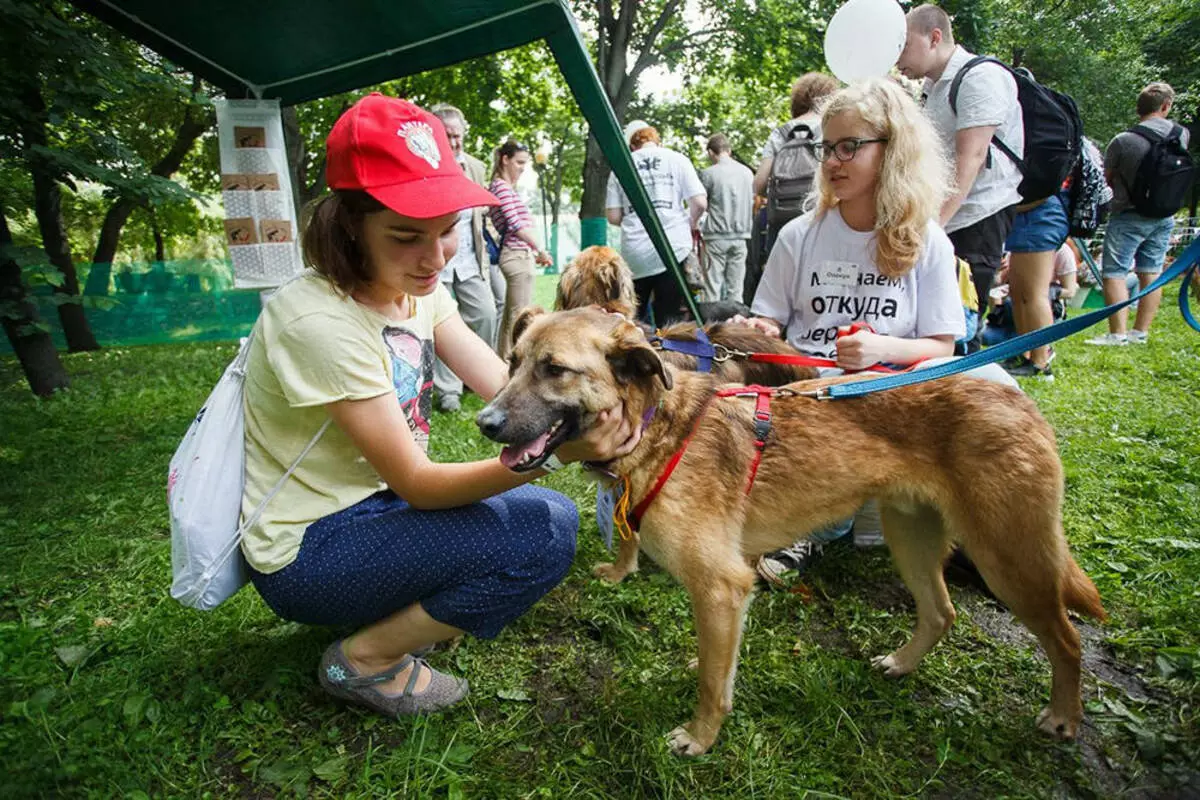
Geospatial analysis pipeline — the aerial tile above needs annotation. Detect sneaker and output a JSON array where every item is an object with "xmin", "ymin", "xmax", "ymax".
[
  {"xmin": 1126, "ymin": 329, "xmax": 1149, "ymax": 344},
  {"xmin": 1003, "ymin": 357, "xmax": 1054, "ymax": 381},
  {"xmin": 755, "ymin": 539, "xmax": 823, "ymax": 588},
  {"xmin": 1084, "ymin": 332, "xmax": 1128, "ymax": 347},
  {"xmin": 436, "ymin": 394, "xmax": 461, "ymax": 413}
]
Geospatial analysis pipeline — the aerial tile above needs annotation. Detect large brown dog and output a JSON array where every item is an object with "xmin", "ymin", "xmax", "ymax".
[
  {"xmin": 477, "ymin": 307, "xmax": 1106, "ymax": 757},
  {"xmin": 555, "ymin": 245, "xmax": 818, "ymax": 386}
]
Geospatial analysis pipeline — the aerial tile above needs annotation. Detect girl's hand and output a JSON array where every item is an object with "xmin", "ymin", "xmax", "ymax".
[
  {"xmin": 835, "ymin": 331, "xmax": 890, "ymax": 371},
  {"xmin": 556, "ymin": 405, "xmax": 642, "ymax": 464},
  {"xmin": 535, "ymin": 250, "xmax": 553, "ymax": 267},
  {"xmin": 729, "ymin": 315, "xmax": 783, "ymax": 338}
]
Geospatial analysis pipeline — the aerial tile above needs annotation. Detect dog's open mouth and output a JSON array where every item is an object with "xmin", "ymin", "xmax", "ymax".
[{"xmin": 499, "ymin": 417, "xmax": 576, "ymax": 472}]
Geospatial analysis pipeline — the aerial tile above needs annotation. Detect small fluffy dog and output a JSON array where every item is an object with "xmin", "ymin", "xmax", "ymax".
[
  {"xmin": 478, "ymin": 307, "xmax": 1106, "ymax": 757},
  {"xmin": 555, "ymin": 246, "xmax": 818, "ymax": 386}
]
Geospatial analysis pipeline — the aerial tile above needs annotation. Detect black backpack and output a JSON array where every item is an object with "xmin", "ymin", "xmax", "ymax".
[
  {"xmin": 1126, "ymin": 124, "xmax": 1196, "ymax": 219},
  {"xmin": 950, "ymin": 57, "xmax": 1082, "ymax": 204},
  {"xmin": 766, "ymin": 122, "xmax": 819, "ymax": 246}
]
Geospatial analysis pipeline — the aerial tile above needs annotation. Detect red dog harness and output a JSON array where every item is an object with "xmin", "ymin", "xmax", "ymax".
[{"xmin": 626, "ymin": 385, "xmax": 776, "ymax": 532}]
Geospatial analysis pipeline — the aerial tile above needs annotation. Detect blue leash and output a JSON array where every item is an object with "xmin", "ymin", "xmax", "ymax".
[
  {"xmin": 651, "ymin": 327, "xmax": 715, "ymax": 372},
  {"xmin": 817, "ymin": 236, "xmax": 1200, "ymax": 401}
]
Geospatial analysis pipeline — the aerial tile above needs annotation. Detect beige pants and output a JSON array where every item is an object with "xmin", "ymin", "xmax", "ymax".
[{"xmin": 497, "ymin": 246, "xmax": 536, "ymax": 359}]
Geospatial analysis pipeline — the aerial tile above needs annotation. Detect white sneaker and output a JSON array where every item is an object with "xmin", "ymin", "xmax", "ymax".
[
  {"xmin": 1126, "ymin": 330, "xmax": 1149, "ymax": 344},
  {"xmin": 1084, "ymin": 332, "xmax": 1128, "ymax": 346}
]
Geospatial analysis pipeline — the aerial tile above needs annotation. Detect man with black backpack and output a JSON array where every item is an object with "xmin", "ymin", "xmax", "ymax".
[
  {"xmin": 896, "ymin": 4, "xmax": 1024, "ymax": 317},
  {"xmin": 1085, "ymin": 82, "xmax": 1194, "ymax": 346}
]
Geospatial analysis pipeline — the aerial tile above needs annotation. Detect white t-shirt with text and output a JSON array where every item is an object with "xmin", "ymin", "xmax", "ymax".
[
  {"xmin": 751, "ymin": 209, "xmax": 966, "ymax": 358},
  {"xmin": 606, "ymin": 144, "xmax": 705, "ymax": 279}
]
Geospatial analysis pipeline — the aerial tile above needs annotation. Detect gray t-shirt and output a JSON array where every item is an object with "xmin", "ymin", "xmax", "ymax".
[
  {"xmin": 1104, "ymin": 116, "xmax": 1191, "ymax": 215},
  {"xmin": 700, "ymin": 156, "xmax": 755, "ymax": 241},
  {"xmin": 922, "ymin": 46, "xmax": 1024, "ymax": 233}
]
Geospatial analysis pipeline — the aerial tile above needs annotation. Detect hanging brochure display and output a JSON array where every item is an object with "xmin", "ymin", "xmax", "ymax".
[{"xmin": 214, "ymin": 99, "xmax": 303, "ymax": 288}]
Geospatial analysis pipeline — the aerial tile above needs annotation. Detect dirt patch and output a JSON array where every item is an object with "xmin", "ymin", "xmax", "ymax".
[{"xmin": 528, "ymin": 645, "xmax": 613, "ymax": 727}]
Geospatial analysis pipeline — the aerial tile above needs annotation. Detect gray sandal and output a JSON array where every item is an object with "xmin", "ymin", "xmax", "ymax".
[{"xmin": 318, "ymin": 640, "xmax": 469, "ymax": 716}]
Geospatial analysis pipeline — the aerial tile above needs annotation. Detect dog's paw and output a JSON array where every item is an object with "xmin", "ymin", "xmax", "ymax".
[
  {"xmin": 592, "ymin": 562, "xmax": 630, "ymax": 583},
  {"xmin": 667, "ymin": 725, "xmax": 712, "ymax": 757},
  {"xmin": 870, "ymin": 653, "xmax": 915, "ymax": 678},
  {"xmin": 1036, "ymin": 706, "xmax": 1080, "ymax": 740}
]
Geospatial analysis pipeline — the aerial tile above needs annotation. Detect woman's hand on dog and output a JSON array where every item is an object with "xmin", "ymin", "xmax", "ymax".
[
  {"xmin": 729, "ymin": 315, "xmax": 783, "ymax": 338},
  {"xmin": 557, "ymin": 405, "xmax": 643, "ymax": 464}
]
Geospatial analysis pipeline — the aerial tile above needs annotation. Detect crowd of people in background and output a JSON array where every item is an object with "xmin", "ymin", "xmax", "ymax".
[{"xmin": 420, "ymin": 5, "xmax": 1190, "ymax": 409}]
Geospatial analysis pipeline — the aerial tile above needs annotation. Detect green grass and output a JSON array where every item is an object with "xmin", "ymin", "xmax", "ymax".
[{"xmin": 1, "ymin": 283, "xmax": 1198, "ymax": 798}]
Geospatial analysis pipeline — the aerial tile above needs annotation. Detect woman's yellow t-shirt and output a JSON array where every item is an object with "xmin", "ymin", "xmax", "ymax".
[{"xmin": 241, "ymin": 273, "xmax": 456, "ymax": 573}]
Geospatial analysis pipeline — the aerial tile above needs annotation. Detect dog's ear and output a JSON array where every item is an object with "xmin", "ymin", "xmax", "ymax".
[
  {"xmin": 511, "ymin": 306, "xmax": 546, "ymax": 348},
  {"xmin": 608, "ymin": 321, "xmax": 672, "ymax": 389}
]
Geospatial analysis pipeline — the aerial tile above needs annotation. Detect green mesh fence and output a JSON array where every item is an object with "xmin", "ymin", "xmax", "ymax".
[{"xmin": 2, "ymin": 259, "xmax": 263, "ymax": 354}]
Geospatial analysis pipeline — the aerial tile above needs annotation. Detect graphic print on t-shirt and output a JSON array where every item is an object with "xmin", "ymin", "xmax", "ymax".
[
  {"xmin": 382, "ymin": 327, "xmax": 434, "ymax": 450},
  {"xmin": 800, "ymin": 263, "xmax": 907, "ymax": 357},
  {"xmin": 629, "ymin": 153, "xmax": 679, "ymax": 213}
]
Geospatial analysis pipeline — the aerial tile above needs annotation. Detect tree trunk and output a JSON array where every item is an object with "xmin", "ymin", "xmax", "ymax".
[
  {"xmin": 150, "ymin": 207, "xmax": 165, "ymax": 262},
  {"xmin": 90, "ymin": 82, "xmax": 211, "ymax": 267},
  {"xmin": 20, "ymin": 83, "xmax": 99, "ymax": 352},
  {"xmin": 578, "ymin": 0, "xmax": 673, "ymax": 224},
  {"xmin": 30, "ymin": 160, "xmax": 99, "ymax": 352},
  {"xmin": 0, "ymin": 210, "xmax": 69, "ymax": 396}
]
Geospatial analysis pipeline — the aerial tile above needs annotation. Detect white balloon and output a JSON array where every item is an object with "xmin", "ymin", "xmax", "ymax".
[{"xmin": 824, "ymin": 0, "xmax": 907, "ymax": 84}]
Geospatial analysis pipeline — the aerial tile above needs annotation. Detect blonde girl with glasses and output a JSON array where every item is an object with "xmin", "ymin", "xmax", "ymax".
[
  {"xmin": 735, "ymin": 79, "xmax": 1006, "ymax": 585},
  {"xmin": 736, "ymin": 78, "xmax": 966, "ymax": 371}
]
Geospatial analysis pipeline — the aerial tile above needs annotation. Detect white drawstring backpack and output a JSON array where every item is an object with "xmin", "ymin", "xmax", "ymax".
[{"xmin": 167, "ymin": 332, "xmax": 329, "ymax": 610}]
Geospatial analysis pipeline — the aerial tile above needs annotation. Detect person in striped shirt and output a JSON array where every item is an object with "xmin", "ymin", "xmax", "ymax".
[{"xmin": 488, "ymin": 140, "xmax": 552, "ymax": 358}]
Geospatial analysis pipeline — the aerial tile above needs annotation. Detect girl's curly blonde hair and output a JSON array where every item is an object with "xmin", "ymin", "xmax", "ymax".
[{"xmin": 812, "ymin": 79, "xmax": 953, "ymax": 277}]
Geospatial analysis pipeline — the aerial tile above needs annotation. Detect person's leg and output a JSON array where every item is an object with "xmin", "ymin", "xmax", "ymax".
[
  {"xmin": 652, "ymin": 268, "xmax": 687, "ymax": 326},
  {"xmin": 1094, "ymin": 214, "xmax": 1138, "ymax": 338},
  {"xmin": 497, "ymin": 248, "xmax": 535, "ymax": 359},
  {"xmin": 454, "ymin": 270, "xmax": 499, "ymax": 352},
  {"xmin": 432, "ymin": 279, "xmax": 465, "ymax": 409},
  {"xmin": 489, "ymin": 260, "xmax": 507, "ymax": 331},
  {"xmin": 949, "ymin": 208, "xmax": 1015, "ymax": 322},
  {"xmin": 633, "ymin": 275, "xmax": 656, "ymax": 326},
  {"xmin": 1007, "ymin": 251, "xmax": 1056, "ymax": 367},
  {"xmin": 252, "ymin": 486, "xmax": 578, "ymax": 696},
  {"xmin": 724, "ymin": 240, "xmax": 748, "ymax": 305},
  {"xmin": 701, "ymin": 238, "xmax": 723, "ymax": 303},
  {"xmin": 1130, "ymin": 217, "xmax": 1174, "ymax": 337}
]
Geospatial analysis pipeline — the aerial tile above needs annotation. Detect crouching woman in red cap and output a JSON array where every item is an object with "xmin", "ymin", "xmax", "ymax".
[{"xmin": 239, "ymin": 94, "xmax": 640, "ymax": 716}]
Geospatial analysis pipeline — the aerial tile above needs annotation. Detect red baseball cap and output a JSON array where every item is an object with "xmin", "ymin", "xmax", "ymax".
[{"xmin": 326, "ymin": 93, "xmax": 498, "ymax": 218}]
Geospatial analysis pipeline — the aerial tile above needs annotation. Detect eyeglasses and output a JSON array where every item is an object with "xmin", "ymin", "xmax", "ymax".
[{"xmin": 812, "ymin": 137, "xmax": 889, "ymax": 163}]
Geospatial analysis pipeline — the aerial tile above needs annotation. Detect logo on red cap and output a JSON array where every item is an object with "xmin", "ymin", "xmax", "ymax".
[{"xmin": 397, "ymin": 121, "xmax": 441, "ymax": 169}]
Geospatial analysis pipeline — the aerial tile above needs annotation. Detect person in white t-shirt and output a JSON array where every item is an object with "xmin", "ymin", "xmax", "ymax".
[
  {"xmin": 605, "ymin": 121, "xmax": 707, "ymax": 325},
  {"xmin": 738, "ymin": 80, "xmax": 964, "ymax": 370},
  {"xmin": 734, "ymin": 79, "xmax": 1000, "ymax": 585},
  {"xmin": 897, "ymin": 4, "xmax": 1024, "ymax": 333}
]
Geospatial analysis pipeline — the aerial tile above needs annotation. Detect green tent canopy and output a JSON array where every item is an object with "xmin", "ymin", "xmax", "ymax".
[{"xmin": 70, "ymin": 0, "xmax": 701, "ymax": 320}]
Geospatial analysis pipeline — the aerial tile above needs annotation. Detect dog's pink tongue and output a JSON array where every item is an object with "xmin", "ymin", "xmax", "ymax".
[{"xmin": 499, "ymin": 432, "xmax": 551, "ymax": 469}]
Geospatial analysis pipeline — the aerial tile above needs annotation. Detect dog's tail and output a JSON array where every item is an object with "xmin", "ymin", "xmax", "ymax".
[{"xmin": 1063, "ymin": 556, "xmax": 1107, "ymax": 622}]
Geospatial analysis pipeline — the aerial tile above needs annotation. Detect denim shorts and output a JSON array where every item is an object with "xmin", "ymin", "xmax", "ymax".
[
  {"xmin": 1101, "ymin": 211, "xmax": 1175, "ymax": 278},
  {"xmin": 1005, "ymin": 192, "xmax": 1069, "ymax": 253}
]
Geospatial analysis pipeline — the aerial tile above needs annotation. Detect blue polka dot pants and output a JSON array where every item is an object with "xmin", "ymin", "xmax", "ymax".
[{"xmin": 249, "ymin": 484, "xmax": 578, "ymax": 639}]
